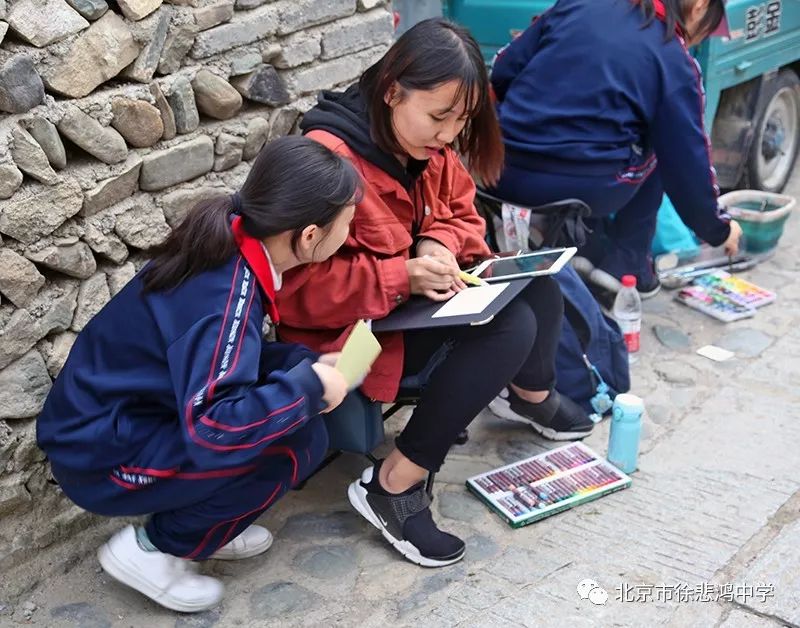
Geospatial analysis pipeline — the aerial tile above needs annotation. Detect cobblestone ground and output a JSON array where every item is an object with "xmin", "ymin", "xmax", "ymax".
[{"xmin": 3, "ymin": 165, "xmax": 799, "ymax": 628}]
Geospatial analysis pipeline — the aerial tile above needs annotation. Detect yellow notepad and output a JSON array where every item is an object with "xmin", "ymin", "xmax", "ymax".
[{"xmin": 335, "ymin": 320, "xmax": 382, "ymax": 389}]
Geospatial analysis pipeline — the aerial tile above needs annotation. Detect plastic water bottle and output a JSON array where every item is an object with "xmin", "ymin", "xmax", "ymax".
[
  {"xmin": 613, "ymin": 275, "xmax": 642, "ymax": 364},
  {"xmin": 607, "ymin": 393, "xmax": 644, "ymax": 474}
]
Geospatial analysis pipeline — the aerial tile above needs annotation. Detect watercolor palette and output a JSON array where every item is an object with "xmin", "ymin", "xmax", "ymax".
[
  {"xmin": 675, "ymin": 285, "xmax": 756, "ymax": 322},
  {"xmin": 691, "ymin": 271, "xmax": 776, "ymax": 308},
  {"xmin": 676, "ymin": 270, "xmax": 775, "ymax": 322},
  {"xmin": 466, "ymin": 442, "xmax": 632, "ymax": 528}
]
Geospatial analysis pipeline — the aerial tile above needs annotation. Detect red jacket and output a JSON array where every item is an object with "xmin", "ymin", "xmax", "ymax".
[{"xmin": 277, "ymin": 129, "xmax": 491, "ymax": 401}]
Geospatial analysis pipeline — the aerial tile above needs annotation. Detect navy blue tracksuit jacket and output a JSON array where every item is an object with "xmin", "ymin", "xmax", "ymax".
[
  {"xmin": 491, "ymin": 0, "xmax": 731, "ymax": 273},
  {"xmin": 37, "ymin": 217, "xmax": 328, "ymax": 558}
]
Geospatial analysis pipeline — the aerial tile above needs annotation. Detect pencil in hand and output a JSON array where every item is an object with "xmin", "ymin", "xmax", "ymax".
[{"xmin": 458, "ymin": 270, "xmax": 487, "ymax": 287}]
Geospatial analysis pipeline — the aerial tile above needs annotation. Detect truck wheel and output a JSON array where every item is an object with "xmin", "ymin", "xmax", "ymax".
[{"xmin": 744, "ymin": 70, "xmax": 800, "ymax": 193}]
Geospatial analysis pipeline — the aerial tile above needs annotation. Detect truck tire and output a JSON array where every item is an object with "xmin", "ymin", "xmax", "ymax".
[{"xmin": 744, "ymin": 69, "xmax": 800, "ymax": 193}]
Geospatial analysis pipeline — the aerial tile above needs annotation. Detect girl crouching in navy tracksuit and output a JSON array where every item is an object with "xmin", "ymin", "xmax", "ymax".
[
  {"xmin": 490, "ymin": 0, "xmax": 742, "ymax": 295},
  {"xmin": 36, "ymin": 136, "xmax": 360, "ymax": 613}
]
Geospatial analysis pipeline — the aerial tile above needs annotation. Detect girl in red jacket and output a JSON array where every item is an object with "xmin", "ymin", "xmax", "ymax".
[{"xmin": 277, "ymin": 19, "xmax": 594, "ymax": 568}]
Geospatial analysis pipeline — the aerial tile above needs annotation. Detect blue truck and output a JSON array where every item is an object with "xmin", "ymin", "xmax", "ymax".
[{"xmin": 443, "ymin": 0, "xmax": 800, "ymax": 193}]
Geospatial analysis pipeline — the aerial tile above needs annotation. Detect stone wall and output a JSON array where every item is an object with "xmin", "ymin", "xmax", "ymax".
[{"xmin": 0, "ymin": 0, "xmax": 392, "ymax": 596}]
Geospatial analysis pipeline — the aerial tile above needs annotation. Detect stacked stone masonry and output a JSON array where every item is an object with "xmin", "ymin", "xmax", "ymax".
[{"xmin": 0, "ymin": 0, "xmax": 392, "ymax": 588}]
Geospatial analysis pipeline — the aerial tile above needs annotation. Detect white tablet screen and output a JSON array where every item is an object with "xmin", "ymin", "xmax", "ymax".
[{"xmin": 474, "ymin": 248, "xmax": 575, "ymax": 281}]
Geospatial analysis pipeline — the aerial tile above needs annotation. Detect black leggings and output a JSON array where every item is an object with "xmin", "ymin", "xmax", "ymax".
[{"xmin": 395, "ymin": 276, "xmax": 563, "ymax": 471}]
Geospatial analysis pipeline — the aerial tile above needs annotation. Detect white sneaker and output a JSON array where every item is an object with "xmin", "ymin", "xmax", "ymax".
[
  {"xmin": 97, "ymin": 525, "xmax": 223, "ymax": 613},
  {"xmin": 209, "ymin": 525, "xmax": 273, "ymax": 561}
]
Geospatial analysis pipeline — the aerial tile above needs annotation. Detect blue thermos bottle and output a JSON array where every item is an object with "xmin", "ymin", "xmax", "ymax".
[{"xmin": 607, "ymin": 393, "xmax": 644, "ymax": 473}]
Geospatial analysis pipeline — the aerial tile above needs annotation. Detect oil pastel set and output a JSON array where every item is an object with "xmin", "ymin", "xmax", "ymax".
[
  {"xmin": 675, "ymin": 270, "xmax": 776, "ymax": 322},
  {"xmin": 466, "ymin": 442, "xmax": 632, "ymax": 528}
]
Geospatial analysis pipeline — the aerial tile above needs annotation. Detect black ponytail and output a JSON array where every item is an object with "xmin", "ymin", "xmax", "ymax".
[
  {"xmin": 142, "ymin": 135, "xmax": 361, "ymax": 293},
  {"xmin": 638, "ymin": 0, "xmax": 725, "ymax": 42}
]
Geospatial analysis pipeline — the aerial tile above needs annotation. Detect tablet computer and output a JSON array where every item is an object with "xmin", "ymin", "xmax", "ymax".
[{"xmin": 471, "ymin": 247, "xmax": 576, "ymax": 282}]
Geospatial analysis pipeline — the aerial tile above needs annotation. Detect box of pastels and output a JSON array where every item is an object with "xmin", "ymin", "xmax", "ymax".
[{"xmin": 466, "ymin": 442, "xmax": 632, "ymax": 528}]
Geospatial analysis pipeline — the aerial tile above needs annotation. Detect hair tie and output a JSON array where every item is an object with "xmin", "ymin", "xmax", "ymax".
[{"xmin": 230, "ymin": 191, "xmax": 243, "ymax": 215}]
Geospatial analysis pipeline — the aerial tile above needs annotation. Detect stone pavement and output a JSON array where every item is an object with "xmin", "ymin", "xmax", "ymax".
[{"xmin": 3, "ymin": 166, "xmax": 799, "ymax": 628}]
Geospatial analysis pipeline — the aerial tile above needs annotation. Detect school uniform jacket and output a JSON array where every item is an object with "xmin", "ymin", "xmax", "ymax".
[
  {"xmin": 491, "ymin": 0, "xmax": 731, "ymax": 246},
  {"xmin": 276, "ymin": 85, "xmax": 492, "ymax": 402},
  {"xmin": 37, "ymin": 217, "xmax": 326, "ymax": 484}
]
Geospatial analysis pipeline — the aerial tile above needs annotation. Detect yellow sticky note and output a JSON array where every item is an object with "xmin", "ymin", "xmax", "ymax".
[{"xmin": 335, "ymin": 320, "xmax": 382, "ymax": 389}]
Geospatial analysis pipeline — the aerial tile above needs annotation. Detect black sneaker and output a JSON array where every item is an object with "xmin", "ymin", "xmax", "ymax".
[
  {"xmin": 347, "ymin": 463, "xmax": 465, "ymax": 568},
  {"xmin": 637, "ymin": 275, "xmax": 661, "ymax": 299},
  {"xmin": 489, "ymin": 388, "xmax": 595, "ymax": 441}
]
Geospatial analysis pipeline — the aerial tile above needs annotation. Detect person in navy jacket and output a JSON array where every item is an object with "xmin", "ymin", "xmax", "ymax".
[
  {"xmin": 36, "ymin": 136, "xmax": 360, "ymax": 613},
  {"xmin": 490, "ymin": 0, "xmax": 742, "ymax": 295}
]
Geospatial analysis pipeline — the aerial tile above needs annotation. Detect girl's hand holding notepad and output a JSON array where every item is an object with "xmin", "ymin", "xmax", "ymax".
[
  {"xmin": 317, "ymin": 352, "xmax": 341, "ymax": 367},
  {"xmin": 311, "ymin": 361, "xmax": 348, "ymax": 413}
]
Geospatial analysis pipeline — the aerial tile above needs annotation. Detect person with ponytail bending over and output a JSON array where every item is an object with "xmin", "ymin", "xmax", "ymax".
[
  {"xmin": 491, "ymin": 0, "xmax": 742, "ymax": 296},
  {"xmin": 36, "ymin": 136, "xmax": 360, "ymax": 613}
]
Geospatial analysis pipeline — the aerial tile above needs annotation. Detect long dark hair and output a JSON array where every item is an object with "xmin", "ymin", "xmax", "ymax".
[
  {"xmin": 639, "ymin": 0, "xmax": 725, "ymax": 41},
  {"xmin": 142, "ymin": 135, "xmax": 361, "ymax": 293},
  {"xmin": 359, "ymin": 17, "xmax": 504, "ymax": 184}
]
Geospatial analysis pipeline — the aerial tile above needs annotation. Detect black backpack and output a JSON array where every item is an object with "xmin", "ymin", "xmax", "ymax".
[{"xmin": 475, "ymin": 190, "xmax": 629, "ymax": 412}]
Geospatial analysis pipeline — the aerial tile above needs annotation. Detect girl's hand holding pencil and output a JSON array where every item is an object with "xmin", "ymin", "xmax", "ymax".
[
  {"xmin": 406, "ymin": 256, "xmax": 460, "ymax": 300},
  {"xmin": 408, "ymin": 238, "xmax": 476, "ymax": 299}
]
